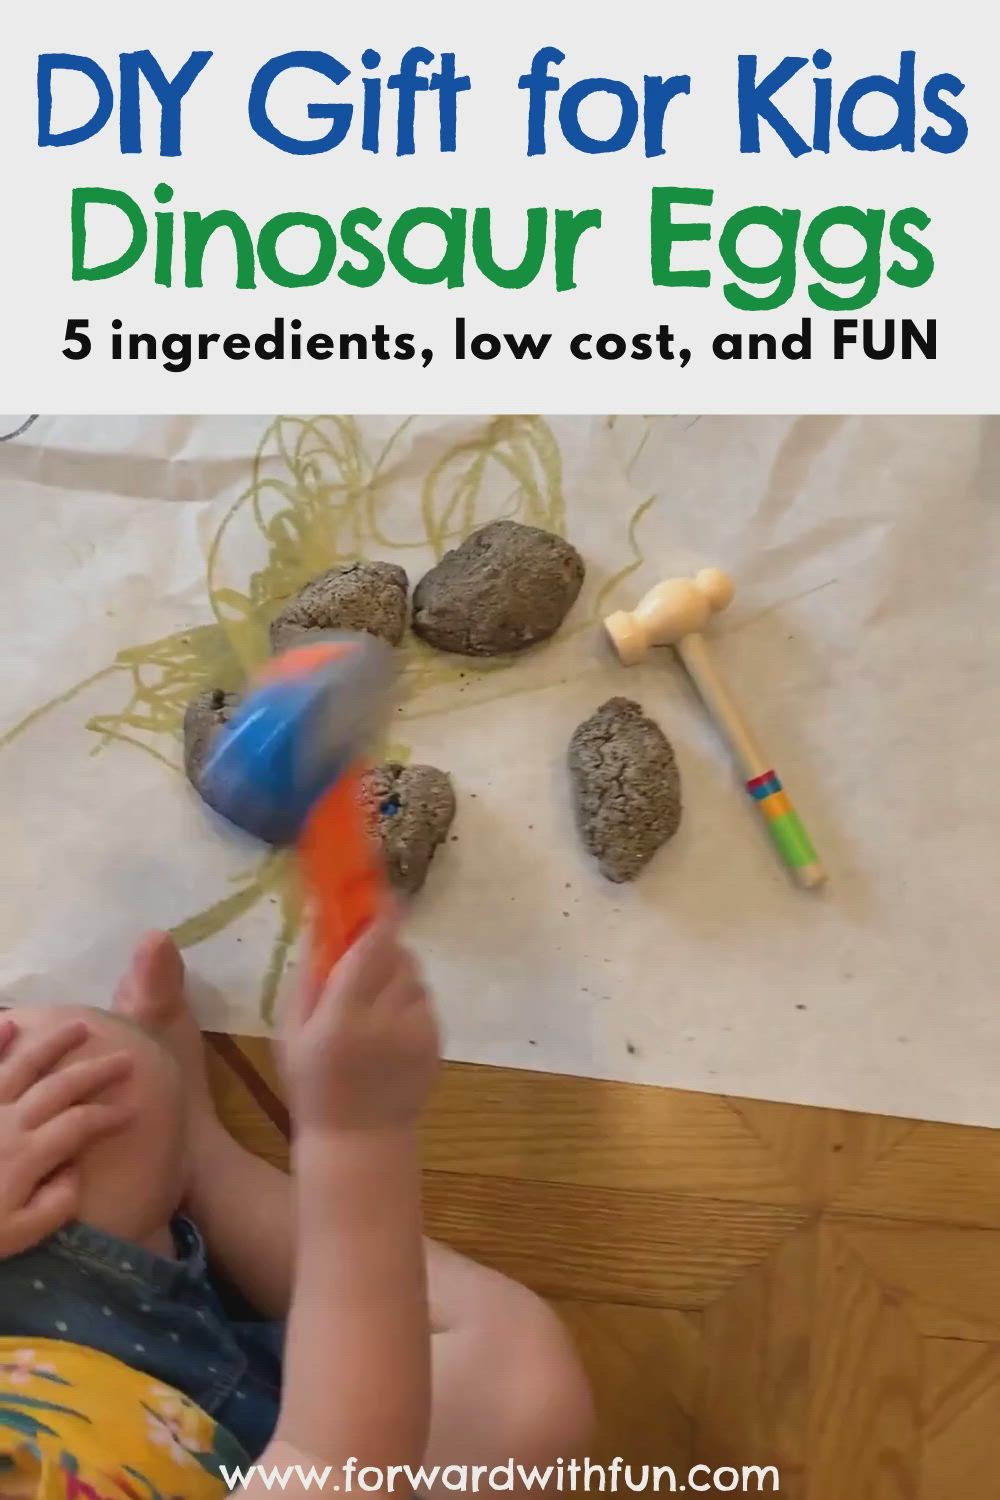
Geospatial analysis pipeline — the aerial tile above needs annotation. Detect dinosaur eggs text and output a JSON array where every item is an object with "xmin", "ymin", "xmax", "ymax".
[{"xmin": 71, "ymin": 184, "xmax": 933, "ymax": 312}]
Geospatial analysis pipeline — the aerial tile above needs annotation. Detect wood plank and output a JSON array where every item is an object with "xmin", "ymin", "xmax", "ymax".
[
  {"xmin": 730, "ymin": 1096, "xmax": 916, "ymax": 1207},
  {"xmin": 207, "ymin": 1033, "xmax": 289, "ymax": 1167},
  {"xmin": 805, "ymin": 1224, "xmax": 922, "ymax": 1500},
  {"xmin": 422, "ymin": 1170, "xmax": 808, "ymax": 1308},
  {"xmin": 835, "ymin": 1219, "xmax": 1000, "ymax": 1340},
  {"xmin": 422, "ymin": 1064, "xmax": 803, "ymax": 1204},
  {"xmin": 920, "ymin": 1340, "xmax": 1000, "ymax": 1500},
  {"xmin": 554, "ymin": 1301, "xmax": 702, "ymax": 1467},
  {"xmin": 697, "ymin": 1224, "xmax": 816, "ymax": 1500},
  {"xmin": 835, "ymin": 1124, "xmax": 1000, "ymax": 1229}
]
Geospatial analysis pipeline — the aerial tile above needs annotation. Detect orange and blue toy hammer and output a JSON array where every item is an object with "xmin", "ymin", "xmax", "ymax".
[{"xmin": 200, "ymin": 631, "xmax": 395, "ymax": 992}]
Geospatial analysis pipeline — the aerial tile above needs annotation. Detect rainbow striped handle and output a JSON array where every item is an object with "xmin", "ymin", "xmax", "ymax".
[{"xmin": 746, "ymin": 770, "xmax": 819, "ymax": 876}]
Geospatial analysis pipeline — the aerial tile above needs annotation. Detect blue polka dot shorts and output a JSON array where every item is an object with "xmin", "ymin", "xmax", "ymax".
[{"xmin": 0, "ymin": 1217, "xmax": 283, "ymax": 1459}]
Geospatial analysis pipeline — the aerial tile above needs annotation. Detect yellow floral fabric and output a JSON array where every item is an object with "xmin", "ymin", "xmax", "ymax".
[{"xmin": 0, "ymin": 1338, "xmax": 242, "ymax": 1500}]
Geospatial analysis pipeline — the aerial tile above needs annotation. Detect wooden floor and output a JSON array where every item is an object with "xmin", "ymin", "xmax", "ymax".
[{"xmin": 209, "ymin": 1037, "xmax": 1000, "ymax": 1499}]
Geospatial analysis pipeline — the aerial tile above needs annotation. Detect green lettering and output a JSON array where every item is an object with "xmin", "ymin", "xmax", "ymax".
[
  {"xmin": 650, "ymin": 187, "xmax": 712, "ymax": 288},
  {"xmin": 339, "ymin": 207, "xmax": 385, "ymax": 288},
  {"xmin": 387, "ymin": 207, "xmax": 467, "ymax": 287},
  {"xmin": 554, "ymin": 208, "xmax": 601, "ymax": 291},
  {"xmin": 258, "ymin": 213, "xmax": 337, "ymax": 289},
  {"xmin": 153, "ymin": 183, "xmax": 175, "ymax": 288},
  {"xmin": 71, "ymin": 188, "xmax": 147, "ymax": 282},
  {"xmin": 888, "ymin": 208, "xmax": 934, "ymax": 289},
  {"xmin": 804, "ymin": 206, "xmax": 885, "ymax": 312},
  {"xmin": 471, "ymin": 207, "xmax": 547, "ymax": 289},
  {"xmin": 720, "ymin": 206, "xmax": 800, "ymax": 311},
  {"xmin": 184, "ymin": 211, "xmax": 257, "ymax": 290}
]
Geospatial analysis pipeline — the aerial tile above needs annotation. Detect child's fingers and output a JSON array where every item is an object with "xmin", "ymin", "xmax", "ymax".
[
  {"xmin": 315, "ymin": 909, "xmax": 404, "ymax": 1011},
  {"xmin": 395, "ymin": 946, "xmax": 424, "ymax": 993},
  {"xmin": 19, "ymin": 1050, "xmax": 133, "ymax": 1130},
  {"xmin": 375, "ymin": 891, "xmax": 404, "ymax": 927},
  {"xmin": 0, "ymin": 1017, "xmax": 18, "ymax": 1061},
  {"xmin": 285, "ymin": 899, "xmax": 406, "ymax": 1031},
  {"xmin": 27, "ymin": 1099, "xmax": 135, "ymax": 1180},
  {"xmin": 368, "ymin": 949, "xmax": 424, "ymax": 1012},
  {"xmin": 374, "ymin": 969, "xmax": 431, "ymax": 1019},
  {"xmin": 0, "ymin": 1020, "xmax": 90, "ymax": 1105},
  {"xmin": 6, "ymin": 1167, "xmax": 81, "ymax": 1251}
]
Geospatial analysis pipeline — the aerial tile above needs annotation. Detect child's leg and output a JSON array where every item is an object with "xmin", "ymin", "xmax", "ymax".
[
  {"xmin": 114, "ymin": 935, "xmax": 594, "ymax": 1480},
  {"xmin": 187, "ymin": 1128, "xmax": 592, "ymax": 1483},
  {"xmin": 187, "ymin": 1130, "xmax": 592, "ymax": 1483},
  {"xmin": 422, "ymin": 1239, "xmax": 594, "ymax": 1486}
]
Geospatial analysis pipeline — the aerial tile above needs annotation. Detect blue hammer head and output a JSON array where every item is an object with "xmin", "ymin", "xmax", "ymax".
[{"xmin": 199, "ymin": 631, "xmax": 395, "ymax": 847}]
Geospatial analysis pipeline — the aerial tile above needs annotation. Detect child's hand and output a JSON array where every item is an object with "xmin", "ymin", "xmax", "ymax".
[
  {"xmin": 0, "ymin": 1017, "xmax": 135, "ymax": 1258},
  {"xmin": 282, "ymin": 909, "xmax": 440, "ymax": 1139}
]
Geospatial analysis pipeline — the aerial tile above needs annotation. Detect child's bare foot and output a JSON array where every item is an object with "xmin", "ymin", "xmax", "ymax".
[{"xmin": 112, "ymin": 931, "xmax": 214, "ymax": 1116}]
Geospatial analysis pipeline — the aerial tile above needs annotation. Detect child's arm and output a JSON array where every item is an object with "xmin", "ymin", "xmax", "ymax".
[
  {"xmin": 241, "ymin": 1132, "xmax": 427, "ymax": 1498},
  {"xmin": 183, "ymin": 1125, "xmax": 294, "ymax": 1318},
  {"xmin": 241, "ymin": 911, "xmax": 437, "ymax": 1495},
  {"xmin": 271, "ymin": 1128, "xmax": 428, "ymax": 1474}
]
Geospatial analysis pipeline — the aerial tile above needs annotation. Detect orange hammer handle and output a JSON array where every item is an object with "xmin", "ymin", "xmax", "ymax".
[
  {"xmin": 256, "ymin": 640, "xmax": 387, "ymax": 993},
  {"xmin": 299, "ymin": 763, "xmax": 386, "ymax": 994}
]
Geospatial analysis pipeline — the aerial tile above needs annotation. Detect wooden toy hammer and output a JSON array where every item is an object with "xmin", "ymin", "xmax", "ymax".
[{"xmin": 604, "ymin": 570, "xmax": 825, "ymax": 889}]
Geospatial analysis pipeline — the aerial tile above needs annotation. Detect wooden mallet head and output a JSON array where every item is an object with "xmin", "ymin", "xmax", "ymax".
[{"xmin": 604, "ymin": 569, "xmax": 735, "ymax": 665}]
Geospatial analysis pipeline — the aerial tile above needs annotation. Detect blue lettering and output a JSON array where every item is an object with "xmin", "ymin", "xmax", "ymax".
[
  {"xmin": 249, "ymin": 51, "xmax": 352, "ymax": 155},
  {"xmin": 518, "ymin": 47, "xmax": 564, "ymax": 156},
  {"xmin": 119, "ymin": 50, "xmax": 212, "ymax": 156},
  {"xmin": 38, "ymin": 54, "xmax": 113, "ymax": 148},
  {"xmin": 559, "ymin": 79, "xmax": 638, "ymax": 154},
  {"xmin": 738, "ymin": 54, "xmax": 810, "ymax": 157},
  {"xmin": 922, "ymin": 73, "xmax": 968, "ymax": 153},
  {"xmin": 838, "ymin": 52, "xmax": 916, "ymax": 152}
]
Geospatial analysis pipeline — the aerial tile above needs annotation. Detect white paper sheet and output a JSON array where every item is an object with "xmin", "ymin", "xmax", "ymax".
[{"xmin": 1, "ymin": 414, "xmax": 997, "ymax": 1126}]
